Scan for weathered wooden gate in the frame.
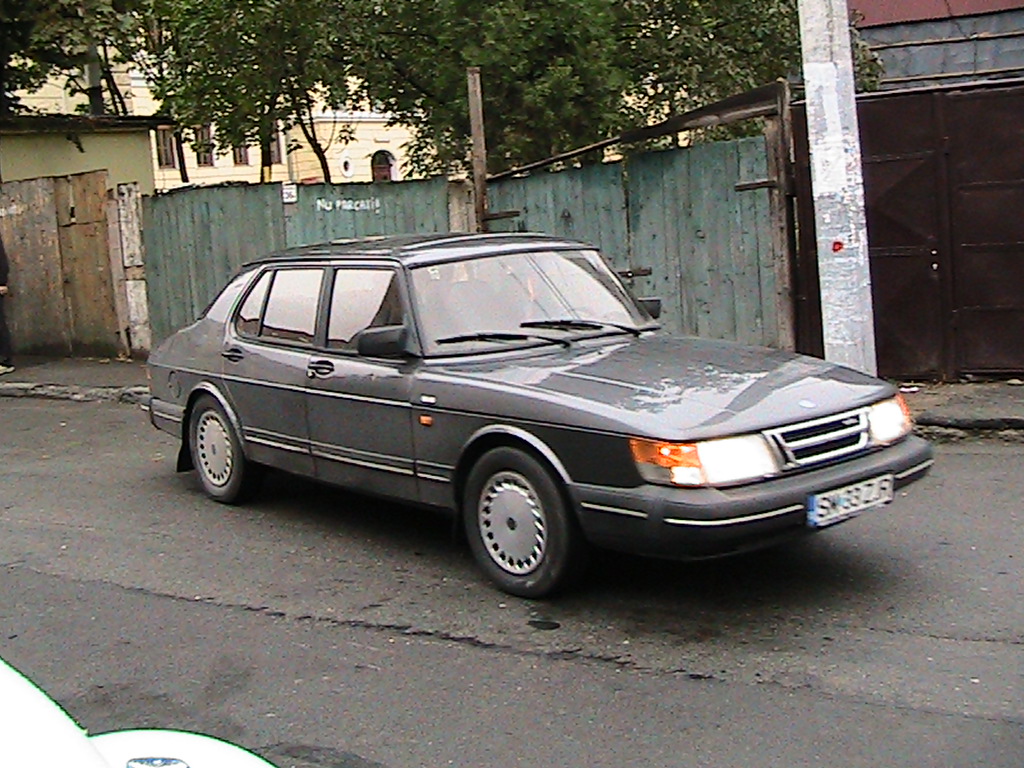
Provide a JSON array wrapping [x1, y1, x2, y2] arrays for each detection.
[[0, 171, 127, 357]]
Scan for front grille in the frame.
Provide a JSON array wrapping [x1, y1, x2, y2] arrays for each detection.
[[764, 408, 869, 469]]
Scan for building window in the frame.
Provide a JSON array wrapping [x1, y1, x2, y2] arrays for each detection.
[[371, 150, 395, 182], [156, 128, 177, 169], [268, 132, 282, 165], [233, 145, 250, 166], [195, 125, 214, 167]]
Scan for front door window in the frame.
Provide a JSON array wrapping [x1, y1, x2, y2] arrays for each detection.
[[327, 269, 403, 350]]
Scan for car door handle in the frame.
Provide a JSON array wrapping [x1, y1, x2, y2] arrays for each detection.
[[307, 360, 335, 378], [222, 347, 244, 363]]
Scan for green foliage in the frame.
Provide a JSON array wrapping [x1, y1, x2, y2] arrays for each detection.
[[621, 0, 804, 119], [0, 0, 127, 115], [116, 0, 354, 180], [5, 0, 882, 176], [343, 0, 880, 175], [341, 0, 634, 176]]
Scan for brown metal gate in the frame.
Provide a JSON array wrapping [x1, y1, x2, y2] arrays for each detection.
[[944, 86, 1024, 374], [794, 80, 1024, 380]]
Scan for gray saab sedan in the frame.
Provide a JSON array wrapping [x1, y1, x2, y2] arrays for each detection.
[[147, 232, 933, 597]]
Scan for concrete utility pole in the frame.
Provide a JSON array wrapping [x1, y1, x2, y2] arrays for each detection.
[[797, 0, 877, 374]]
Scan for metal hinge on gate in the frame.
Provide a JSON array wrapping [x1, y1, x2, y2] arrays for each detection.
[[734, 178, 778, 192], [617, 267, 652, 279]]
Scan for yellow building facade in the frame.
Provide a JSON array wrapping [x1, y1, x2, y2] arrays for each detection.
[[17, 68, 415, 191]]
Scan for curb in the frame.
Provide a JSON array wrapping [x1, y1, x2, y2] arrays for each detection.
[[914, 424, 1024, 443], [916, 415, 1024, 430], [0, 383, 150, 405]]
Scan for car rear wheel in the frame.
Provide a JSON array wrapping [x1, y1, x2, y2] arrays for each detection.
[[464, 447, 586, 598], [188, 394, 261, 504]]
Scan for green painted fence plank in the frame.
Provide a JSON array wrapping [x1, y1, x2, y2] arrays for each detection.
[[285, 177, 449, 247]]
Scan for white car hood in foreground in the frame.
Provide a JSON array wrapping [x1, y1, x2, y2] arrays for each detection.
[[1, 658, 276, 768]]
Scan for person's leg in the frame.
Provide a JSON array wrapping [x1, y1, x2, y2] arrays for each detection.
[[0, 295, 13, 369]]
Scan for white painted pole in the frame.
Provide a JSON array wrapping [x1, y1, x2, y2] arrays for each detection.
[[797, 0, 877, 374]]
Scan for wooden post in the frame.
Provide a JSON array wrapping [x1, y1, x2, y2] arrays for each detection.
[[765, 80, 796, 351], [467, 67, 488, 233]]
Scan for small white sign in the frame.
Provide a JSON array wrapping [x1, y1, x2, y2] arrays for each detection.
[[281, 182, 298, 204]]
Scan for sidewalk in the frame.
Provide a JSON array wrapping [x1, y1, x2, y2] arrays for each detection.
[[1, 355, 1023, 439], [897, 379, 1024, 439], [0, 356, 150, 405]]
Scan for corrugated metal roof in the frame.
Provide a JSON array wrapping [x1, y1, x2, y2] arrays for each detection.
[[850, 0, 1024, 27]]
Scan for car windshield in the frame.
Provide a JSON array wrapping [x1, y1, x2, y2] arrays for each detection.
[[410, 249, 651, 355]]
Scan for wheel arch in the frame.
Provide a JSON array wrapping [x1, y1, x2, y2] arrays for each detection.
[[453, 425, 575, 518], [176, 383, 246, 471]]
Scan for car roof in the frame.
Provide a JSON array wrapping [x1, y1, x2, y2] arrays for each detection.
[[243, 232, 594, 269]]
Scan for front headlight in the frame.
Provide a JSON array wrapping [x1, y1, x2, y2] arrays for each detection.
[[868, 394, 913, 445], [630, 434, 779, 487]]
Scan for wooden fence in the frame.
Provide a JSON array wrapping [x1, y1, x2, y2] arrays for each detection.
[[142, 137, 790, 349]]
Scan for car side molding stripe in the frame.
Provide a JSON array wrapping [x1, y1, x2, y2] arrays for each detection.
[[894, 459, 934, 480], [307, 389, 413, 409], [580, 502, 648, 519], [664, 504, 805, 528], [310, 441, 415, 475], [313, 449, 416, 476], [247, 434, 309, 455]]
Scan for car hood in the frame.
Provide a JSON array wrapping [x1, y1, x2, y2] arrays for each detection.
[[431, 335, 893, 439]]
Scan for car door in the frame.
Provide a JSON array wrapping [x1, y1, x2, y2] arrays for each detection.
[[221, 266, 324, 477], [305, 265, 418, 501]]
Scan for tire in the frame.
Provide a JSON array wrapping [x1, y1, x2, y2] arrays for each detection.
[[188, 394, 262, 504], [463, 447, 587, 598]]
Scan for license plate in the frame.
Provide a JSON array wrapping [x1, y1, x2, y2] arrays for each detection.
[[807, 474, 895, 529]]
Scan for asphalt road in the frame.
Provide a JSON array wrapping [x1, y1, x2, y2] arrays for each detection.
[[1, 399, 1021, 767]]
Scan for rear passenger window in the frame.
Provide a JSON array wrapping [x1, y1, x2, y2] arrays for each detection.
[[235, 271, 272, 336], [260, 269, 324, 344], [327, 269, 403, 349]]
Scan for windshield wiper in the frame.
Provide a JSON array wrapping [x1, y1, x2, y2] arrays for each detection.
[[435, 331, 570, 348], [521, 318, 643, 337]]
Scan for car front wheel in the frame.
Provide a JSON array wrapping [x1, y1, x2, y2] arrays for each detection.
[[463, 447, 586, 598], [188, 394, 261, 504]]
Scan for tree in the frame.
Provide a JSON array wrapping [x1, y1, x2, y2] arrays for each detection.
[[621, 0, 803, 120], [343, 0, 879, 175], [622, 0, 879, 123], [342, 0, 634, 176], [117, 0, 354, 182], [0, 0, 126, 116]]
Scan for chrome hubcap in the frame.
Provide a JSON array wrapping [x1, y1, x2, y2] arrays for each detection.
[[478, 471, 546, 575], [196, 411, 233, 487]]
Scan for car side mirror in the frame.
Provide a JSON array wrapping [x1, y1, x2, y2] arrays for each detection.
[[638, 297, 662, 319], [356, 325, 410, 358]]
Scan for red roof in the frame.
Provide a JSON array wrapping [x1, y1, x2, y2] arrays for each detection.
[[849, 0, 1024, 27]]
